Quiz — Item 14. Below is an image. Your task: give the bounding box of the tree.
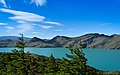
[65,42,87,74]
[16,33,27,52]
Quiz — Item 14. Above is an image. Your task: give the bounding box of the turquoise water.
[0,48,120,71]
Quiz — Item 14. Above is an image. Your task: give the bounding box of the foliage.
[16,33,27,51]
[0,34,119,75]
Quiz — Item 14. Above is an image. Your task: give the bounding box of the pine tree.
[16,33,27,53]
[65,41,87,74]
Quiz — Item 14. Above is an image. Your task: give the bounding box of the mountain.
[1,33,120,49]
[0,36,31,41]
[0,36,31,47]
[29,37,46,43]
[69,33,112,48]
[48,36,72,47]
[26,37,53,47]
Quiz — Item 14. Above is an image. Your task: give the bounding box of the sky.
[0,0,120,39]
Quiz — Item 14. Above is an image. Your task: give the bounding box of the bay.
[0,48,120,71]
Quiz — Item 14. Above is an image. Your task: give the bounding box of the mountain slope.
[48,36,72,47]
[26,37,54,47]
[0,36,31,41]
[1,33,120,49]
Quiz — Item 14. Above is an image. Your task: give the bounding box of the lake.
[0,48,120,71]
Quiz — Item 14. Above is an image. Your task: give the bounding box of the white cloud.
[0,8,63,26]
[0,8,45,22]
[0,0,7,7]
[5,26,15,29]
[40,25,53,29]
[0,8,46,33]
[31,0,46,6]
[0,22,7,25]
[0,8,63,35]
[55,29,63,32]
[17,20,27,24]
[5,26,15,33]
[32,31,39,34]
[0,0,46,8]
[17,23,34,33]
[0,8,43,33]
[44,21,62,26]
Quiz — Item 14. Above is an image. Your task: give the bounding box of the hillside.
[1,33,120,49]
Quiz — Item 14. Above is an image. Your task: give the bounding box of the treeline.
[0,46,98,75]
[0,34,119,75]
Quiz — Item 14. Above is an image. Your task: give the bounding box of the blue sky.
[0,0,120,39]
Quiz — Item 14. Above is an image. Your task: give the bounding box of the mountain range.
[0,33,120,49]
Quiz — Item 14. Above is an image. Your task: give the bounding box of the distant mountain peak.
[29,37,45,42]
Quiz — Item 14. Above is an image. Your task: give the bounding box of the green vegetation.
[16,34,27,51]
[0,34,120,75]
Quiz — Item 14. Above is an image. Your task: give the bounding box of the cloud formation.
[5,26,15,29]
[0,22,7,25]
[0,0,46,7]
[5,26,15,33]
[31,0,46,6]
[0,0,7,7]
[44,21,62,26]
[0,8,62,35]
[0,8,45,22]
[32,32,39,34]
[17,23,34,33]
[40,25,53,29]
[0,8,45,33]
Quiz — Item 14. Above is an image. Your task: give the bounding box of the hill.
[1,33,120,49]
[0,36,31,41]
